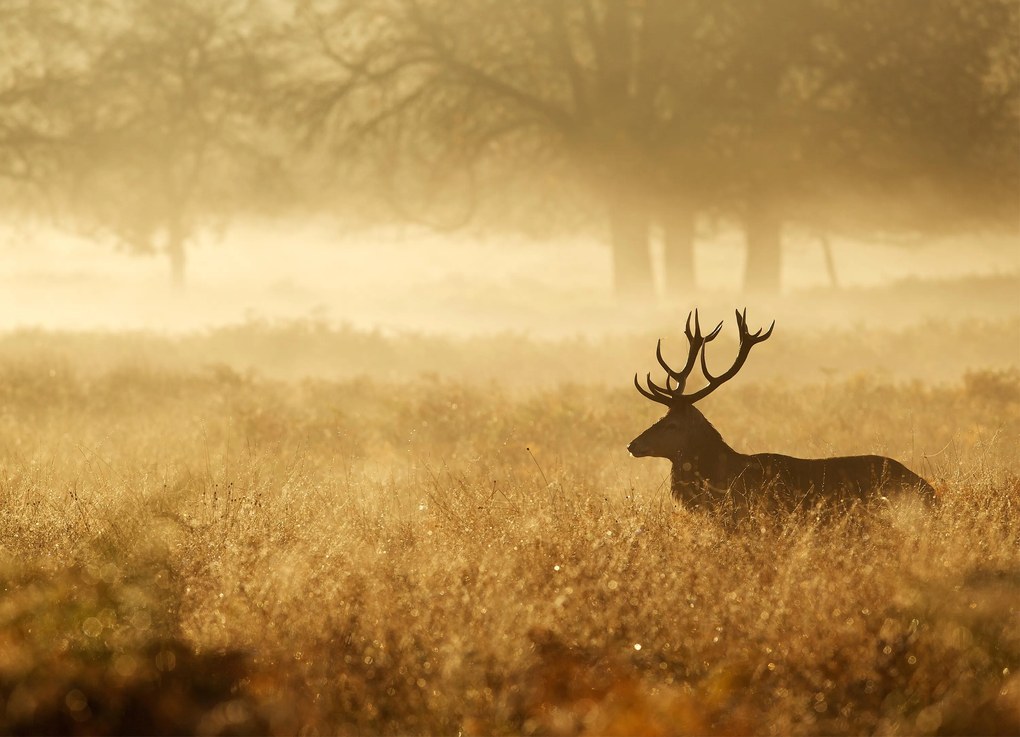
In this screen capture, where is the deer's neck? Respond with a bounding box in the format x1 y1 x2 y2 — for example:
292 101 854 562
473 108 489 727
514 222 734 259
671 415 747 488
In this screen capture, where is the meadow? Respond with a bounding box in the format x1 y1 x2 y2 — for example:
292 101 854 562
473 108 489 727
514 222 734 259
0 319 1017 735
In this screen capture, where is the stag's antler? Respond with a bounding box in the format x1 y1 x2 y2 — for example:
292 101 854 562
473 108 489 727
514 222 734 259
635 309 717 406
634 308 774 407
657 309 723 392
685 308 774 402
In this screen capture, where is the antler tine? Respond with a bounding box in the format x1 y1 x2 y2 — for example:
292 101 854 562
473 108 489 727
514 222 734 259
634 373 674 407
696 324 740 384
658 310 722 393
655 338 673 375
686 308 775 403
735 307 774 342
699 340 720 383
645 373 673 397
689 309 724 341
683 309 702 341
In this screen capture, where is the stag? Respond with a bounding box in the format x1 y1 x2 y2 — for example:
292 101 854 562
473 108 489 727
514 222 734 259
629 309 936 515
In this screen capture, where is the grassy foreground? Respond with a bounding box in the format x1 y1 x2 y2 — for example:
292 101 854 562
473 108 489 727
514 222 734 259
0 335 1017 735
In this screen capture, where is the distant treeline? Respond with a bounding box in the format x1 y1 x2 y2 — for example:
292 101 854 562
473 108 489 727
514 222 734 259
1 1 1017 294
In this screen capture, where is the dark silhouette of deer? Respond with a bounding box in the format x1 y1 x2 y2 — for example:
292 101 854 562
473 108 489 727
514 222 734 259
628 309 936 515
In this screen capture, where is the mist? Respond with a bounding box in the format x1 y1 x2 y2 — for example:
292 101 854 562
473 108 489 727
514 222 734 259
1 3 1019 735
1 0 1017 343
1 220 1018 337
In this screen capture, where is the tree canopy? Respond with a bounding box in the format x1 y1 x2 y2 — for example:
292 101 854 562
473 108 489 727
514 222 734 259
1 0 1016 292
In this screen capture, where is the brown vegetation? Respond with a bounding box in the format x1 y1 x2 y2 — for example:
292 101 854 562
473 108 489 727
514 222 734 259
0 327 1017 735
0 309 1017 386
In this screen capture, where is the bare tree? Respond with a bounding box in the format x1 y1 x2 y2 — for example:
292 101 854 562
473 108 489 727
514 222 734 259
706 0 1020 292
58 0 273 287
270 0 1020 296
281 0 730 301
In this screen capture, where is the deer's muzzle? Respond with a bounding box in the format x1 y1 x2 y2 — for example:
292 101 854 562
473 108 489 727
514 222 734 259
627 438 652 457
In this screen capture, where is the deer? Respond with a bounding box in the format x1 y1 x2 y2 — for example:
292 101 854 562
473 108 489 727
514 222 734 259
628 309 936 517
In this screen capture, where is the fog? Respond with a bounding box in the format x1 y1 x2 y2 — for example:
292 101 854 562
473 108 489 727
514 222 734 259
1 222 1017 337
1 0 1018 342
3 6 1020 734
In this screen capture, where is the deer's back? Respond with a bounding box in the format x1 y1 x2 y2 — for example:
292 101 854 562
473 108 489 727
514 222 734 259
743 452 935 506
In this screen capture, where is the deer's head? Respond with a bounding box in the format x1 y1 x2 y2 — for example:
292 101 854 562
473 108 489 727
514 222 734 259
628 309 774 461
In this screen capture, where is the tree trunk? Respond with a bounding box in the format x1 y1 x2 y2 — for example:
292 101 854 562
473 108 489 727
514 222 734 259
820 234 840 289
662 205 696 298
167 221 186 289
607 202 653 302
743 200 782 293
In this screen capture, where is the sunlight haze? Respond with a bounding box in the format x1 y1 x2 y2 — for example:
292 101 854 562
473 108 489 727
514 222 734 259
1 1 1018 734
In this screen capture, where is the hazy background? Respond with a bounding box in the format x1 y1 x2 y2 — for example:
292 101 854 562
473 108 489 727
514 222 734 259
0 0 1017 350
3 5 1020 734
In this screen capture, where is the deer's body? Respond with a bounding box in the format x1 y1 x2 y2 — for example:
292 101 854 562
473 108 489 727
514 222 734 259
630 310 935 515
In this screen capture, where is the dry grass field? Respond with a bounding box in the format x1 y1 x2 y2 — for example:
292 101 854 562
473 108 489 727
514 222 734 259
0 320 1017 735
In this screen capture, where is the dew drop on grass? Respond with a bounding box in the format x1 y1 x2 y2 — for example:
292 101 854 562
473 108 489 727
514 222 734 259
130 609 151 630
155 649 176 672
65 689 87 712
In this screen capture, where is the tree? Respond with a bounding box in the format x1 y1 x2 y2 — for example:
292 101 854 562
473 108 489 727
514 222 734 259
0 2 99 199
834 0 1020 236
282 0 730 301
61 0 273 287
279 0 1020 297
706 0 1019 292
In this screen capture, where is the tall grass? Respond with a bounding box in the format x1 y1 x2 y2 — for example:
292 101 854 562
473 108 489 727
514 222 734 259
0 330 1017 735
